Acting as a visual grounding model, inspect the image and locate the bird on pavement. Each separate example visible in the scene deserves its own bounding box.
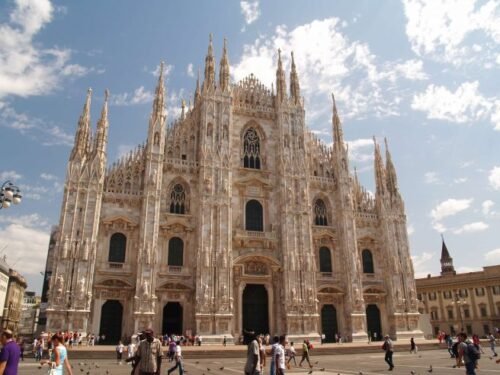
[428,365,433,373]
[220,366,224,370]
[320,368,325,371]
[411,371,416,375]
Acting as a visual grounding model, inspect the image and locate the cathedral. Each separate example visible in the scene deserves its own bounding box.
[46,36,422,344]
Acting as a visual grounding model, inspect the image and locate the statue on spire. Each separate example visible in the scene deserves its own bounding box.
[373,137,386,198]
[94,89,109,156]
[151,61,166,125]
[384,138,400,196]
[203,33,215,91]
[70,88,92,161]
[289,51,301,104]
[276,49,287,103]
[219,38,230,92]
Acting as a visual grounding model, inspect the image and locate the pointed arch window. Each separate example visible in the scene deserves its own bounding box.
[168,237,184,266]
[362,249,374,274]
[245,199,263,231]
[243,128,261,169]
[170,184,187,214]
[314,199,328,226]
[319,247,332,273]
[109,233,126,263]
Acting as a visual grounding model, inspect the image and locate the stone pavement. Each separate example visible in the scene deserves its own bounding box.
[18,349,500,375]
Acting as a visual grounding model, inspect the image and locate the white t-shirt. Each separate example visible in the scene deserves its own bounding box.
[127,343,136,358]
[275,344,285,370]
[175,345,182,359]
[116,343,124,353]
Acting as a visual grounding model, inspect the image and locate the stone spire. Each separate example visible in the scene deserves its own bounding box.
[194,68,201,105]
[181,99,186,120]
[70,88,92,161]
[289,51,300,104]
[203,33,215,91]
[384,138,399,195]
[276,49,287,103]
[94,89,109,156]
[151,61,166,125]
[440,235,456,276]
[332,93,344,146]
[373,137,386,197]
[219,38,230,92]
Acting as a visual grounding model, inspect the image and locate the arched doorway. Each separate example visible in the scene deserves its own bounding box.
[99,300,123,344]
[321,304,338,342]
[243,284,269,335]
[162,302,183,335]
[366,304,382,341]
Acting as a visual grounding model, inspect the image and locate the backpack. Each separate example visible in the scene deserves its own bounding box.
[466,343,481,362]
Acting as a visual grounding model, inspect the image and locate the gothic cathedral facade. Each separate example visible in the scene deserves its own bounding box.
[46,37,422,343]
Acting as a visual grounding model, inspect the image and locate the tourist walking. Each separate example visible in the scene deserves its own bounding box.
[244,331,260,375]
[286,341,296,367]
[458,332,480,375]
[270,336,279,375]
[116,341,124,365]
[40,333,73,375]
[410,337,417,354]
[382,334,394,371]
[127,340,136,360]
[258,336,266,373]
[168,340,177,362]
[0,330,21,375]
[298,340,312,368]
[274,335,287,375]
[167,341,183,375]
[488,333,498,357]
[135,329,163,375]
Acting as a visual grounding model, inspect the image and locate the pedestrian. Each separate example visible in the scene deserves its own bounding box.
[286,341,296,367]
[258,336,266,373]
[18,341,24,362]
[274,335,287,375]
[0,329,21,375]
[298,340,312,368]
[472,334,484,354]
[223,335,227,346]
[127,340,136,360]
[320,333,325,345]
[116,340,124,365]
[270,336,279,375]
[167,341,183,375]
[135,329,163,375]
[457,332,480,375]
[382,334,394,371]
[40,333,73,375]
[168,339,177,362]
[243,330,260,375]
[487,333,497,357]
[410,337,417,354]
[334,333,339,343]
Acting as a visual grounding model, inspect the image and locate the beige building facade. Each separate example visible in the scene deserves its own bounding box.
[416,239,500,337]
[46,37,421,344]
[2,269,27,334]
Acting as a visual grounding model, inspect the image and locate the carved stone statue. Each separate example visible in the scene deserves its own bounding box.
[61,236,69,259]
[81,240,89,261]
[76,277,86,301]
[143,244,151,265]
[204,247,210,267]
[141,279,150,299]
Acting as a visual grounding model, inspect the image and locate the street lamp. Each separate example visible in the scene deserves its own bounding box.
[0,181,22,209]
[453,293,466,333]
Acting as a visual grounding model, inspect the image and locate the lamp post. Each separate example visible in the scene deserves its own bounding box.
[0,181,22,209]
[453,293,466,333]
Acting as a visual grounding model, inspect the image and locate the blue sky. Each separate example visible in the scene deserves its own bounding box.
[0,0,499,293]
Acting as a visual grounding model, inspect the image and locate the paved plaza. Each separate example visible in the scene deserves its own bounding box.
[17,349,500,375]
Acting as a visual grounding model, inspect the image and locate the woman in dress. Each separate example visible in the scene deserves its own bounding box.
[41,333,73,375]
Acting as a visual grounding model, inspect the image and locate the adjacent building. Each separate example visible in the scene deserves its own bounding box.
[18,291,41,337]
[416,239,500,336]
[46,37,422,343]
[0,257,10,324]
[2,269,27,334]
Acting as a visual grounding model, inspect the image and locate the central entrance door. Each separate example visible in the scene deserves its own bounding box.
[243,284,269,335]
[366,304,382,341]
[321,304,339,342]
[162,302,183,335]
[99,300,123,344]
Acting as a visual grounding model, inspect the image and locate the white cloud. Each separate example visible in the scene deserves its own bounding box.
[233,18,427,128]
[0,0,92,99]
[347,138,373,163]
[0,213,49,229]
[403,0,500,66]
[482,200,495,215]
[0,103,73,146]
[488,166,500,190]
[186,63,194,78]
[61,64,93,77]
[430,198,473,221]
[0,223,50,276]
[0,171,22,181]
[112,86,154,106]
[453,221,489,234]
[484,248,500,264]
[411,81,500,130]
[240,1,261,25]
[150,63,173,77]
[424,171,440,184]
[456,266,482,273]
[453,177,468,184]
[412,252,434,278]
[116,144,135,159]
[40,173,58,181]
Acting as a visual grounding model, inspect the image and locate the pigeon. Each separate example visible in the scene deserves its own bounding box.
[207,368,211,371]
[308,371,313,374]
[428,365,433,373]
[195,361,199,364]
[315,361,319,364]
[220,366,224,370]
[359,372,363,375]
[320,368,325,371]
[411,371,416,375]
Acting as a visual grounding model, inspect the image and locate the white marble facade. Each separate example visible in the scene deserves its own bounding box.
[46,37,422,343]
